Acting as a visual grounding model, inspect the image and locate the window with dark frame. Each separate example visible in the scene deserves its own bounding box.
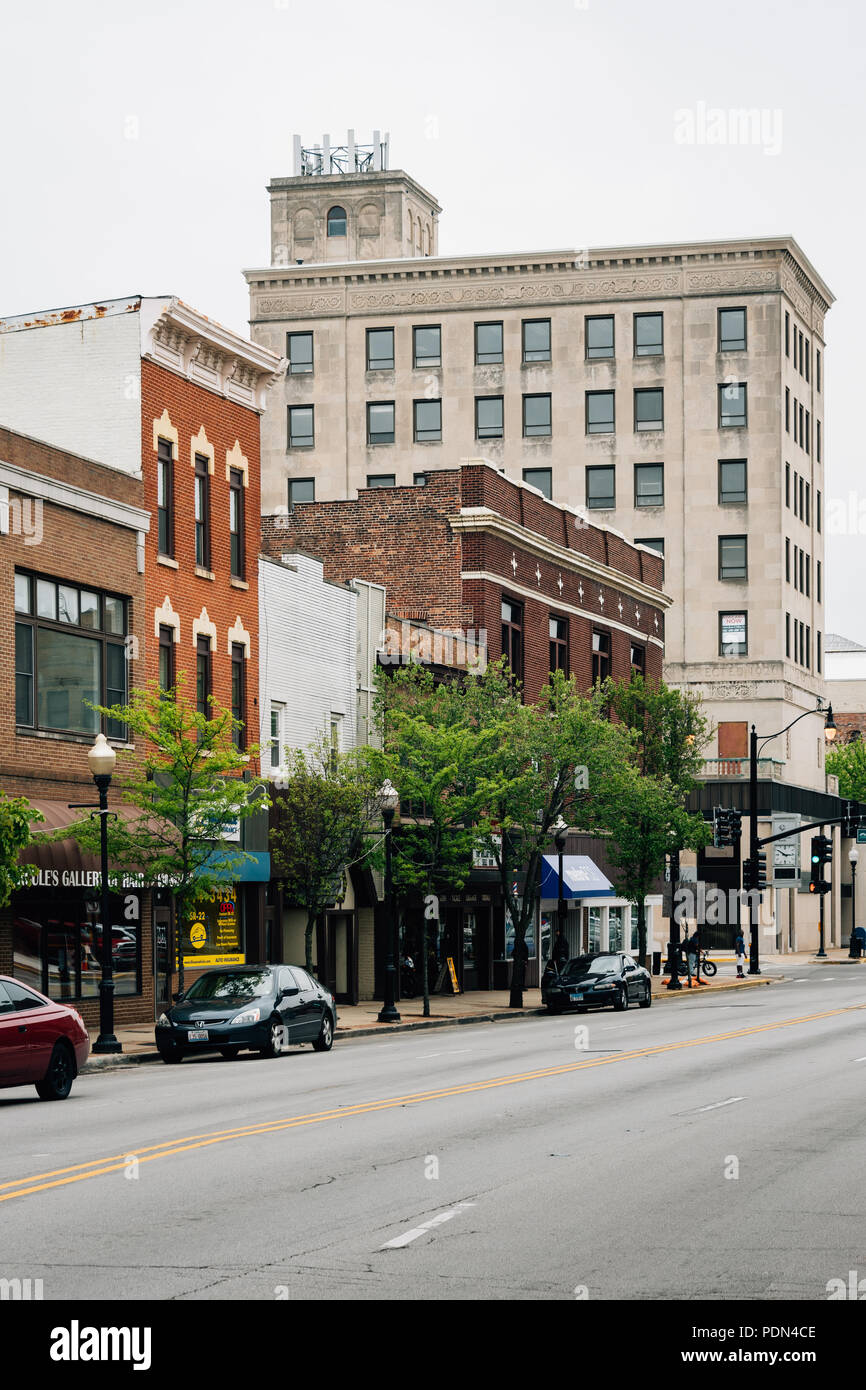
[817,631,822,673]
[719,459,747,505]
[549,616,568,674]
[522,319,551,363]
[634,312,663,357]
[157,438,174,557]
[287,332,313,374]
[586,390,615,434]
[194,455,210,569]
[786,388,790,432]
[14,572,128,739]
[501,598,523,684]
[476,396,504,439]
[367,402,395,445]
[718,307,747,352]
[635,389,664,431]
[229,468,244,579]
[413,325,441,368]
[634,463,664,508]
[366,328,395,371]
[786,463,790,508]
[231,644,246,751]
[523,393,552,437]
[785,312,790,356]
[327,205,347,237]
[288,405,315,449]
[523,468,552,500]
[786,538,791,583]
[786,612,791,659]
[719,535,748,581]
[817,560,822,604]
[816,350,822,393]
[719,383,747,428]
[586,465,615,509]
[475,322,504,365]
[586,315,614,359]
[196,636,212,719]
[158,624,175,696]
[288,477,315,509]
[414,399,442,442]
[592,630,611,685]
[630,643,646,678]
[367,474,396,489]
[719,612,748,657]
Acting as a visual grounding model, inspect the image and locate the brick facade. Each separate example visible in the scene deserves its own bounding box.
[262,462,667,703]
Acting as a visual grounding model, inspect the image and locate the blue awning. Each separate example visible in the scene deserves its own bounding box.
[199,852,271,884]
[541,855,613,900]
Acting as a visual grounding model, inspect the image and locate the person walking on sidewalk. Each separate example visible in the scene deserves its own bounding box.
[685,930,701,987]
[735,929,746,978]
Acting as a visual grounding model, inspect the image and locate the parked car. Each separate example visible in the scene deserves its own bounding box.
[0,975,90,1100]
[155,965,337,1064]
[542,952,652,1014]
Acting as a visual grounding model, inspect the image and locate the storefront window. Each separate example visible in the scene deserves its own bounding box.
[588,908,602,953]
[180,889,244,970]
[608,906,624,952]
[630,905,640,952]
[12,887,142,1000]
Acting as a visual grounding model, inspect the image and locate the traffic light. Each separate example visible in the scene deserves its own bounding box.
[811,835,832,891]
[743,852,768,892]
[713,808,743,848]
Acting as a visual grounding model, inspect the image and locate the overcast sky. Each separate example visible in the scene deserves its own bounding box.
[2,0,864,641]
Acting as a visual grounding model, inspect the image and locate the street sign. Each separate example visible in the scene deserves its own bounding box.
[858,828,866,846]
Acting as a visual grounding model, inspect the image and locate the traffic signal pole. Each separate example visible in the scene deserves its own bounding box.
[749,725,761,976]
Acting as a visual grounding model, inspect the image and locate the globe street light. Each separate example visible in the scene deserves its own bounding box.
[378,780,401,1024]
[87,734,121,1055]
[553,817,568,967]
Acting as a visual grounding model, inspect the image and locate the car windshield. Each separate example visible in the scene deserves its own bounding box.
[185,971,273,1003]
[560,954,620,982]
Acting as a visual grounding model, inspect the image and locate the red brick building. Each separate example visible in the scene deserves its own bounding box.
[262,460,668,698]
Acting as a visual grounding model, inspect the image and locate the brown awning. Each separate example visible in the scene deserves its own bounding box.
[19,799,143,884]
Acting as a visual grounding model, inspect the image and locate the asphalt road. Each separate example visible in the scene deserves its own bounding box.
[2,967,865,1301]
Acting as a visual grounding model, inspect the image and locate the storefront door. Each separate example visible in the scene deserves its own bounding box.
[154,907,172,1017]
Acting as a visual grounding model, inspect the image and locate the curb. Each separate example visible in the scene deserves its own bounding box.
[80,976,779,1074]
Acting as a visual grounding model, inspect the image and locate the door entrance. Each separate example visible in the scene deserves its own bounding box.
[154,907,172,1018]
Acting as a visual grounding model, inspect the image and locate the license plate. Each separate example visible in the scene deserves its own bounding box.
[187,1030,209,1042]
[570,993,584,1002]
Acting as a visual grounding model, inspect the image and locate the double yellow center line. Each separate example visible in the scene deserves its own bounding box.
[1,1004,861,1206]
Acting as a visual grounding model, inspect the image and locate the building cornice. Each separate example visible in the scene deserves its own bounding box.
[267,168,442,214]
[0,460,150,533]
[450,508,672,612]
[140,297,285,413]
[461,569,664,650]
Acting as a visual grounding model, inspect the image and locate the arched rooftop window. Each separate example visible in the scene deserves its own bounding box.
[327,205,348,237]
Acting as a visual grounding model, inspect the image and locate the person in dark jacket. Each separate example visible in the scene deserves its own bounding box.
[735,929,746,978]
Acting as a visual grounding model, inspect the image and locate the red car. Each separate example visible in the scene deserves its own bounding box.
[0,975,90,1100]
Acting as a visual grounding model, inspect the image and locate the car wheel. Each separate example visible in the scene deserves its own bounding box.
[312,1013,334,1053]
[35,1042,76,1100]
[260,1018,285,1059]
[220,1047,241,1061]
[160,1044,185,1065]
[639,983,652,1008]
[613,985,628,1012]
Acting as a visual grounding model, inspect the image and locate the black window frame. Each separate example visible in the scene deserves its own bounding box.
[592,629,611,685]
[158,624,175,697]
[413,325,442,369]
[501,597,524,685]
[413,398,442,443]
[522,318,551,364]
[586,465,615,510]
[196,636,212,719]
[327,205,347,237]
[549,615,569,675]
[194,454,211,570]
[585,315,615,360]
[634,312,663,357]
[523,393,552,438]
[231,643,246,751]
[366,474,396,489]
[229,468,244,580]
[475,395,504,440]
[718,306,747,353]
[630,643,646,678]
[634,462,665,509]
[718,534,748,581]
[287,331,314,375]
[523,468,552,500]
[367,401,396,446]
[288,404,315,450]
[635,388,664,432]
[719,612,748,658]
[366,328,395,372]
[718,459,748,506]
[586,390,615,435]
[719,383,747,429]
[288,477,315,509]
[475,321,504,365]
[157,437,174,559]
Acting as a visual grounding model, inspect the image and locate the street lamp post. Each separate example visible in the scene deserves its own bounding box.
[378,781,401,1024]
[747,705,837,977]
[88,735,121,1055]
[554,817,568,964]
[849,847,860,958]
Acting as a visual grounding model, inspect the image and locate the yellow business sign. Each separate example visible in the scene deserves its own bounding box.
[446,956,460,994]
[180,890,245,969]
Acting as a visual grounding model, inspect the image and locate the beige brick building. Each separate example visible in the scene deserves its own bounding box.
[245,140,845,951]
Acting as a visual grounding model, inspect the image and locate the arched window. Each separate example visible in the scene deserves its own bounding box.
[327,206,347,237]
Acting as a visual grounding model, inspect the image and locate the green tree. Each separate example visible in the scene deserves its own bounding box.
[372,665,499,1017]
[66,680,266,994]
[269,742,383,976]
[827,739,866,802]
[0,790,43,908]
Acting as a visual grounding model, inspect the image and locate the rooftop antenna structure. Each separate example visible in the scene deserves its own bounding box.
[293,130,390,177]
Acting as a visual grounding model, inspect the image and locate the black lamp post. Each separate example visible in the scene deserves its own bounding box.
[554,817,568,963]
[850,847,860,958]
[378,780,401,1024]
[88,734,121,1055]
[747,704,837,976]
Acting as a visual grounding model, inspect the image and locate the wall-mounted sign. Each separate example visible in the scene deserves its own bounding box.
[179,889,244,969]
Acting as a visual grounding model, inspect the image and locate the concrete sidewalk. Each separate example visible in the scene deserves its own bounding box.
[81,965,794,1072]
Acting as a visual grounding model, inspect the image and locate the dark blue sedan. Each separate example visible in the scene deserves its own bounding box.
[542,952,652,1014]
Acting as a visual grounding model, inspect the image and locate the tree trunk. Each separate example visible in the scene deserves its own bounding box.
[422,915,431,1019]
[305,911,317,975]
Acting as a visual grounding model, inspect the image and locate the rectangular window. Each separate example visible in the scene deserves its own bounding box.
[635,388,664,431]
[157,438,174,558]
[270,705,284,771]
[817,560,822,604]
[501,599,523,683]
[786,538,790,583]
[793,401,798,444]
[785,312,790,357]
[816,349,821,393]
[799,621,805,666]
[785,388,790,432]
[719,612,748,657]
[634,463,664,508]
[367,401,395,445]
[793,544,799,590]
[413,325,441,368]
[635,537,665,557]
[719,307,747,352]
[799,549,805,593]
[719,383,747,428]
[231,644,245,751]
[523,393,552,437]
[288,405,315,449]
[476,396,504,439]
[817,632,822,674]
[288,477,315,509]
[805,625,811,670]
[630,643,646,677]
[585,315,614,359]
[287,331,313,374]
[414,399,442,442]
[158,625,175,695]
[549,616,568,674]
[799,477,804,517]
[196,637,211,719]
[414,473,427,487]
[794,619,799,664]
[786,613,791,659]
[785,463,790,508]
[366,328,395,371]
[806,555,810,598]
[799,330,804,373]
[524,468,552,500]
[229,468,244,579]
[475,321,503,365]
[816,419,822,463]
[805,411,810,455]
[366,474,396,489]
[719,459,747,505]
[805,340,810,383]
[719,535,747,581]
[634,312,663,357]
[586,390,615,434]
[817,491,822,533]
[15,573,128,738]
[799,402,804,444]
[194,455,210,569]
[805,483,810,526]
[592,630,611,684]
[586,465,615,510]
[522,319,551,363]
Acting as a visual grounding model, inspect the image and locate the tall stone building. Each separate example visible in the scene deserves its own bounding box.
[245,134,844,952]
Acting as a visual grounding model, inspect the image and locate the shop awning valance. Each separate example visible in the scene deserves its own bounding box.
[540,855,613,901]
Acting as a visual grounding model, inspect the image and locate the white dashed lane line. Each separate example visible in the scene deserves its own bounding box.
[380,1202,476,1250]
[694,1096,745,1114]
